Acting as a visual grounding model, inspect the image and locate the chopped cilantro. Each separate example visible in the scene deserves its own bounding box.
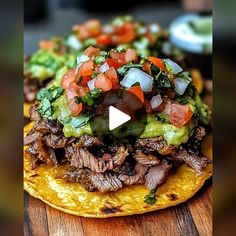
[117,63,142,75]
[75,88,103,106]
[156,75,172,89]
[91,72,99,79]
[37,86,64,117]
[144,188,157,205]
[94,55,106,65]
[155,113,169,123]
[69,115,91,128]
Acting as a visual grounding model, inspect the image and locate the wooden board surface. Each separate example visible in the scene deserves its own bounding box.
[24,179,212,236]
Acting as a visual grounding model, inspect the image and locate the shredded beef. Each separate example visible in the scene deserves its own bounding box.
[26,138,57,168]
[145,160,171,190]
[193,126,206,142]
[76,134,103,147]
[171,147,211,173]
[134,150,160,166]
[90,171,123,193]
[135,137,177,155]
[66,145,128,173]
[24,131,42,146]
[44,133,74,149]
[112,146,129,165]
[63,167,122,193]
[63,167,96,192]
[118,164,148,185]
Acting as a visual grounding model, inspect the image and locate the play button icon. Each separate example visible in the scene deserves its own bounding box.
[109,106,131,131]
[89,89,147,138]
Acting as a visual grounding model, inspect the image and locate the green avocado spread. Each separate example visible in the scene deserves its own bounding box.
[50,94,195,146]
[26,49,76,80]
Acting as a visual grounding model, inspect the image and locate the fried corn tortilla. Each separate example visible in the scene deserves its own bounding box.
[24,122,212,218]
[24,103,31,118]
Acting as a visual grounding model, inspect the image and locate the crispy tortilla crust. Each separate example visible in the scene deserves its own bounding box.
[24,103,31,118]
[24,122,212,218]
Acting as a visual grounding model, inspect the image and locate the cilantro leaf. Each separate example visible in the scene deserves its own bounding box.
[75,88,103,106]
[94,55,106,65]
[117,63,142,75]
[37,86,64,117]
[155,113,169,123]
[156,75,172,89]
[144,188,157,205]
[69,115,91,128]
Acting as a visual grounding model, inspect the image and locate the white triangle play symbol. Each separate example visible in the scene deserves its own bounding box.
[109,106,131,131]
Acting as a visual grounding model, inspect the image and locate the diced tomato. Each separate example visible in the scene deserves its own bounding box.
[104,67,118,83]
[112,30,135,44]
[61,69,76,89]
[147,57,166,72]
[66,82,88,101]
[84,46,100,58]
[128,85,144,103]
[105,58,122,69]
[125,48,137,63]
[142,61,152,74]
[84,19,101,37]
[77,60,94,77]
[69,100,83,116]
[94,73,113,92]
[105,67,120,89]
[110,51,126,65]
[169,104,193,127]
[113,23,135,44]
[39,40,54,50]
[96,34,112,46]
[77,76,92,87]
[73,25,89,40]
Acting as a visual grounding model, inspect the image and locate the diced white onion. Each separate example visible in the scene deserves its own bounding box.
[138,27,147,35]
[163,101,172,115]
[75,54,90,74]
[67,35,82,50]
[174,77,191,95]
[149,23,160,33]
[164,58,183,74]
[150,95,163,109]
[99,62,109,73]
[87,79,95,90]
[76,54,90,66]
[103,24,113,34]
[120,68,153,92]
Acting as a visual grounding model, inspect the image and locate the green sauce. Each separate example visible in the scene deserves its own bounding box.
[51,95,195,145]
[140,115,195,145]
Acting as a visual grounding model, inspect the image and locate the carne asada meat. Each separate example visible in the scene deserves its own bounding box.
[193,126,206,142]
[26,138,57,168]
[135,137,177,155]
[171,147,211,173]
[44,133,73,149]
[63,167,122,193]
[66,145,129,173]
[24,131,42,146]
[63,167,96,192]
[90,171,123,193]
[145,160,171,190]
[112,146,129,165]
[118,164,148,185]
[76,134,103,147]
[133,150,160,166]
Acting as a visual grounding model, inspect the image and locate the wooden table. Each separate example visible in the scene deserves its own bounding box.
[24,179,212,236]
